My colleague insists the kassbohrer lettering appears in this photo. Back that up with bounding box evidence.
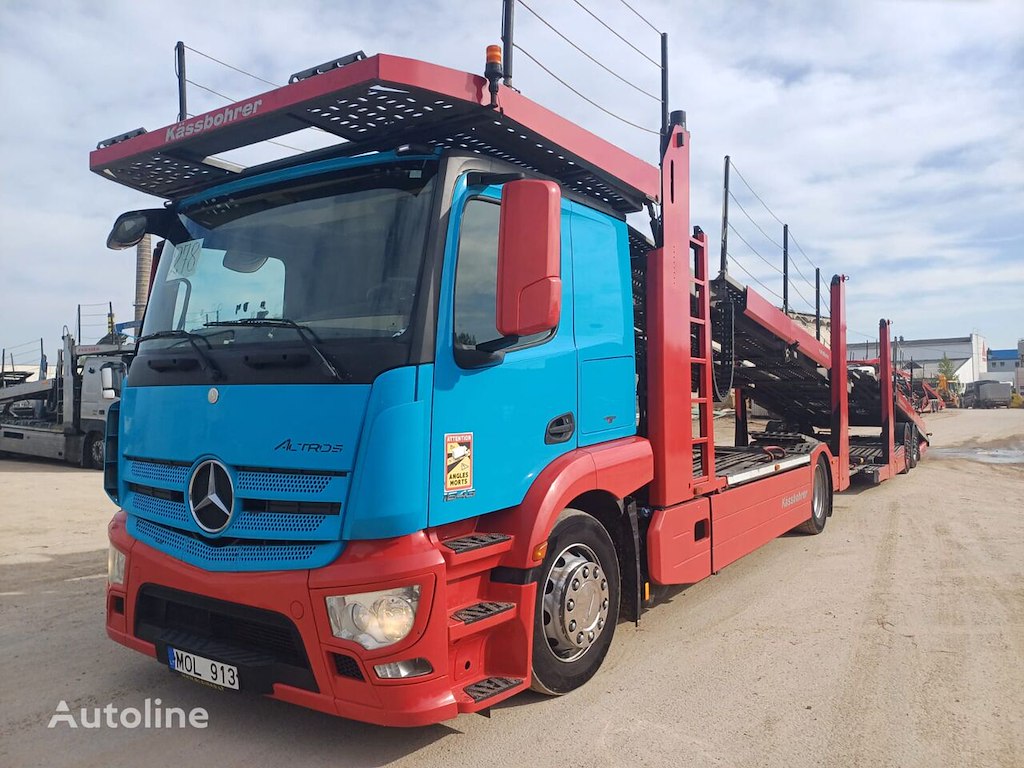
[165,99,263,142]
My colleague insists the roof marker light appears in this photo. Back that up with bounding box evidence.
[485,45,503,108]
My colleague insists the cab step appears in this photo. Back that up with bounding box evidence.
[442,532,511,554]
[452,601,514,625]
[464,676,523,703]
[439,532,514,577]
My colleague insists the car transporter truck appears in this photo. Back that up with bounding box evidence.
[90,38,929,726]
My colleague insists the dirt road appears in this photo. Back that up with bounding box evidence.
[1,409,1021,767]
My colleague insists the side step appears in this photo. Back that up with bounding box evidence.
[452,601,514,625]
[464,676,523,704]
[442,532,511,554]
[439,532,514,577]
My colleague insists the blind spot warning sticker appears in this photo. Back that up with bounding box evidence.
[444,433,474,495]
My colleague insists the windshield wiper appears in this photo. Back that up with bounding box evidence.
[138,330,223,380]
[204,319,350,382]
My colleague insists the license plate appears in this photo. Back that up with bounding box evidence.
[168,647,240,690]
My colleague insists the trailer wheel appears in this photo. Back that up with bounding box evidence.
[84,432,104,470]
[530,509,620,695]
[899,424,914,474]
[794,456,831,535]
[907,424,920,469]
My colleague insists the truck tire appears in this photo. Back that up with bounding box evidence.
[84,432,104,470]
[899,423,913,474]
[530,509,620,695]
[793,455,831,535]
[907,424,920,469]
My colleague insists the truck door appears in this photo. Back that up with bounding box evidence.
[428,179,577,527]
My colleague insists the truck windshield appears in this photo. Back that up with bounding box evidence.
[139,159,437,382]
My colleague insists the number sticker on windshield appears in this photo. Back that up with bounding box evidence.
[168,239,203,278]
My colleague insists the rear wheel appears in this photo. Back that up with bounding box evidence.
[907,424,920,469]
[794,456,831,535]
[530,510,620,695]
[84,432,104,470]
[899,423,914,474]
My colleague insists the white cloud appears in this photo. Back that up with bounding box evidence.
[0,0,1021,356]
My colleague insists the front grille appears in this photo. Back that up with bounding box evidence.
[127,458,190,486]
[135,584,317,692]
[236,470,338,495]
[130,517,343,571]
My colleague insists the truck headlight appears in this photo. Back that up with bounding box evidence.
[107,545,126,585]
[325,585,421,649]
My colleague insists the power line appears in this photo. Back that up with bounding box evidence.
[184,80,305,153]
[728,160,784,226]
[570,0,661,68]
[184,45,279,88]
[185,78,238,103]
[513,44,659,134]
[616,0,662,34]
[728,252,784,302]
[180,45,331,140]
[517,0,659,101]
[728,222,782,275]
[787,230,820,275]
[728,159,827,301]
[2,339,42,351]
[728,191,783,251]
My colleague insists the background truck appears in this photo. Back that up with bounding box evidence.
[962,379,1012,409]
[0,334,131,468]
[90,32,926,726]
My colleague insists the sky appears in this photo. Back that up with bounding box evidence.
[0,0,1022,368]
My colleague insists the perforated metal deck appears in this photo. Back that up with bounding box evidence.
[91,54,659,213]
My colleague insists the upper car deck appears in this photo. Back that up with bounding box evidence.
[711,275,925,433]
[90,54,659,214]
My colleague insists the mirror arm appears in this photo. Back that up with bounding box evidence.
[453,346,505,369]
[476,334,520,353]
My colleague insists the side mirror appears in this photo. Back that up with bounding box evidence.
[496,180,561,338]
[106,209,173,250]
[100,367,117,400]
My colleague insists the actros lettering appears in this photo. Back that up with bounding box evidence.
[274,438,344,454]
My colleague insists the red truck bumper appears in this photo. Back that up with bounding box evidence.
[105,512,533,727]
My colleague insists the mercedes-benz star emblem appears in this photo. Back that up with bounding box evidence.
[188,460,234,534]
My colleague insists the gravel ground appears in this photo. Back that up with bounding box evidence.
[1,408,1021,768]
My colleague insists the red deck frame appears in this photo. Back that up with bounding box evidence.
[829,276,851,492]
[90,54,659,209]
[646,123,698,508]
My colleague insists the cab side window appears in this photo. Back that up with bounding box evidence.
[453,197,551,350]
[453,199,501,348]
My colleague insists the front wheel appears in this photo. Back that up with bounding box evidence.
[530,510,620,695]
[793,455,831,535]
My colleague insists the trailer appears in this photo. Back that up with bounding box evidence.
[0,335,131,468]
[90,39,927,726]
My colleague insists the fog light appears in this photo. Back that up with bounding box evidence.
[374,658,433,679]
[326,585,421,649]
[107,544,126,585]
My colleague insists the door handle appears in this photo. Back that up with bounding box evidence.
[545,412,575,444]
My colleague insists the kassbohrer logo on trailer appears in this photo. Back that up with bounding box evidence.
[165,99,264,142]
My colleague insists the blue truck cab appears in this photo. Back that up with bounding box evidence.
[117,149,636,561]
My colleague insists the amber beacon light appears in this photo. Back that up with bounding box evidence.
[485,44,503,107]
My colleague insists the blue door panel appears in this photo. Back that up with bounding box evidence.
[569,201,637,447]
[428,181,578,528]
[579,356,637,444]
